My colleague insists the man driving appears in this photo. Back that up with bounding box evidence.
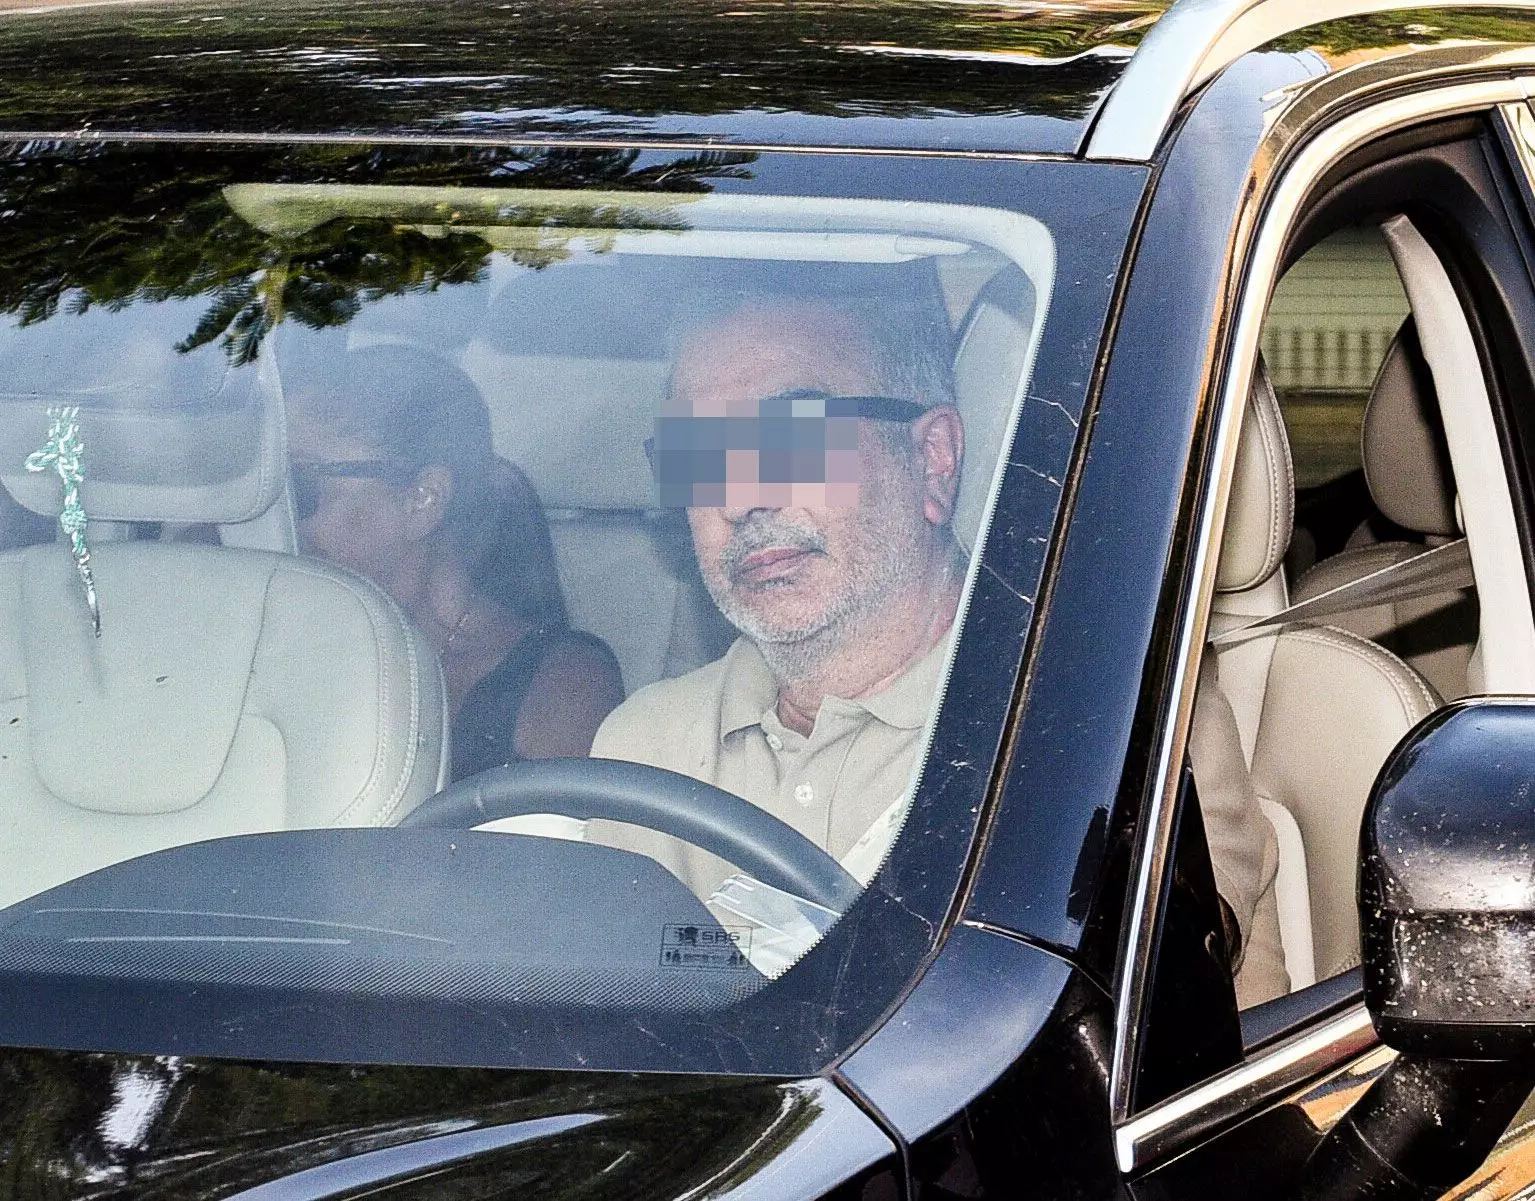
[588,297,961,968]
[591,295,1283,994]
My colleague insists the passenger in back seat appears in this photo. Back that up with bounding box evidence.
[589,298,1280,981]
[285,344,624,777]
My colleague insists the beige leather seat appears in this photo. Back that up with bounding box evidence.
[1291,320,1478,699]
[1207,363,1440,987]
[0,388,449,909]
[951,264,1039,552]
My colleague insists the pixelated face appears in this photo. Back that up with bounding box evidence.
[668,306,939,647]
[650,388,927,510]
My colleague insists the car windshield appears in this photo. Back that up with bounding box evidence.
[0,140,1137,1072]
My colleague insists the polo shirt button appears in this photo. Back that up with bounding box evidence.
[794,783,815,806]
[766,732,784,751]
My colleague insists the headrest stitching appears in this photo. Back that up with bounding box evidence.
[377,623,424,826]
[1281,624,1439,718]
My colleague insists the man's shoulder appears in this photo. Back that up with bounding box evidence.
[590,651,736,765]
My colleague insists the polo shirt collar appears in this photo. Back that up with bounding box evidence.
[857,635,950,730]
[718,638,781,740]
[716,628,953,742]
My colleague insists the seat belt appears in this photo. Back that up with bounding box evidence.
[1210,538,1473,648]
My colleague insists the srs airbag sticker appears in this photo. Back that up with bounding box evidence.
[660,924,752,969]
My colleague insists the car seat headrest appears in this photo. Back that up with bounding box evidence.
[1362,319,1458,537]
[0,312,286,526]
[1217,359,1294,593]
[16,540,445,818]
[460,342,663,511]
[952,265,1037,552]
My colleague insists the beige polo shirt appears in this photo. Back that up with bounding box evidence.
[588,635,949,904]
[586,632,1284,997]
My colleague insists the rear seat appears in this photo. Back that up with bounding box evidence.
[454,261,1042,695]
[1291,319,1478,700]
[458,342,734,695]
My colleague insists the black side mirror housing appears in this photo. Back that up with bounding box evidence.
[1361,698,1535,1059]
[1301,699,1535,1201]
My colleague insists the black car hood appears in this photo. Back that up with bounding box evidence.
[0,1048,893,1197]
[0,0,1169,154]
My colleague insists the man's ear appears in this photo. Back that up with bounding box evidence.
[912,404,964,527]
[404,464,453,541]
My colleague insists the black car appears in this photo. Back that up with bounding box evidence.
[3,0,1535,1196]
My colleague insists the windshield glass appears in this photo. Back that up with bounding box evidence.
[0,140,1136,1072]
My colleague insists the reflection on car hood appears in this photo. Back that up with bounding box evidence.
[0,0,1170,154]
[0,1049,852,1198]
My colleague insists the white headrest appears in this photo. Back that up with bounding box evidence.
[461,345,661,510]
[953,266,1036,551]
[1217,362,1294,593]
[13,541,443,819]
[1363,321,1458,537]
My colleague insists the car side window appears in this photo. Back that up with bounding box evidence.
[1134,121,1535,1117]
[1222,229,1482,1007]
[1191,231,1483,1018]
[1263,227,1412,579]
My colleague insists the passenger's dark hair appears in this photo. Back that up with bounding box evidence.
[287,342,568,627]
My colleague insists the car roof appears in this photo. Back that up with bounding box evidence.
[2,0,1535,161]
[0,0,1167,156]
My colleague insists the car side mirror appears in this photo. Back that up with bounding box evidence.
[1299,699,1535,1201]
[1361,698,1535,1057]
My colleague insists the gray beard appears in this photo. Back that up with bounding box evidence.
[703,510,929,684]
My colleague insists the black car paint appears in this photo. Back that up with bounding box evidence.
[0,0,1162,154]
[7,1,1535,1198]
[0,1055,901,1198]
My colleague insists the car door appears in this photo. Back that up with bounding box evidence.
[1109,27,1535,1201]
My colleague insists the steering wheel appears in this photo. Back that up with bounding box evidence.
[400,758,863,913]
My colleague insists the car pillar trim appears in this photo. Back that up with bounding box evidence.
[1500,99,1535,181]
[1114,1004,1380,1172]
[1084,0,1535,162]
[1108,70,1535,1144]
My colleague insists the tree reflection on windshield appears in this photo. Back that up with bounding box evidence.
[0,142,755,363]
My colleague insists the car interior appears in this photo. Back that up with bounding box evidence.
[8,180,1520,1020]
[0,183,1055,962]
[1197,214,1532,1010]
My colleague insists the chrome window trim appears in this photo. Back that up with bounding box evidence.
[1107,67,1535,1173]
[1085,0,1535,162]
[1114,1004,1379,1172]
[1501,98,1535,181]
